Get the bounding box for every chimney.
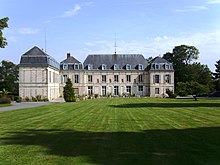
[67,53,71,58]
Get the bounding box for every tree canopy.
[0,60,19,94]
[163,45,212,96]
[0,17,9,48]
[213,60,220,91]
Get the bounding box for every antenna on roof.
[114,32,117,54]
[44,27,47,53]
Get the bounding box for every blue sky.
[1,0,220,71]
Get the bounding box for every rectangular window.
[155,88,159,94]
[138,75,143,83]
[102,75,106,83]
[164,75,170,83]
[114,75,119,82]
[49,71,52,83]
[74,64,79,70]
[126,86,131,94]
[74,75,79,83]
[154,75,160,83]
[88,86,93,95]
[126,75,131,82]
[88,75,93,83]
[114,86,119,95]
[102,86,107,96]
[138,86,143,92]
[63,75,67,83]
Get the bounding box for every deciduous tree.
[0,17,9,48]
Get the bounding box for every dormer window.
[102,64,107,70]
[126,64,131,70]
[74,63,79,70]
[155,64,160,70]
[138,64,144,70]
[63,64,68,70]
[114,64,119,70]
[165,64,170,70]
[88,64,93,70]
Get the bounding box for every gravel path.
[0,98,65,113]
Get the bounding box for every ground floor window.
[102,86,107,96]
[114,86,119,95]
[88,86,93,95]
[155,88,159,94]
[126,86,131,94]
[138,86,143,92]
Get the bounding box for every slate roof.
[60,56,81,64]
[19,46,60,69]
[83,54,148,70]
[148,56,174,71]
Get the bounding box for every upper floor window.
[102,64,107,70]
[102,75,106,82]
[114,64,119,70]
[164,74,171,83]
[114,75,119,82]
[155,64,160,70]
[74,74,79,83]
[138,64,144,70]
[126,75,131,82]
[138,75,143,83]
[74,63,79,70]
[88,64,93,70]
[126,64,131,70]
[154,75,160,83]
[63,64,68,70]
[165,64,170,70]
[88,75,93,83]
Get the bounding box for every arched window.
[102,64,107,70]
[114,64,119,70]
[138,64,144,70]
[126,64,131,70]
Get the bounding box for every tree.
[176,81,209,101]
[213,60,220,91]
[0,60,19,94]
[163,45,200,88]
[0,17,9,48]
[63,78,76,102]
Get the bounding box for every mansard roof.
[19,46,60,69]
[148,56,174,71]
[83,54,148,70]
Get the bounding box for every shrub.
[63,78,76,102]
[14,96,22,103]
[24,96,30,102]
[166,89,177,98]
[0,96,11,104]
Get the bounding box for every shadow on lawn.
[110,102,220,108]
[1,127,220,165]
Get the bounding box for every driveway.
[0,98,65,113]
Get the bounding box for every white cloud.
[207,0,220,4]
[175,6,208,12]
[82,30,220,71]
[62,4,82,17]
[18,28,40,34]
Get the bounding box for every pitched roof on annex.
[19,46,60,69]
[83,54,148,70]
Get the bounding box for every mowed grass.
[0,98,220,165]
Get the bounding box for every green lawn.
[0,98,220,165]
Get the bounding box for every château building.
[19,46,174,100]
